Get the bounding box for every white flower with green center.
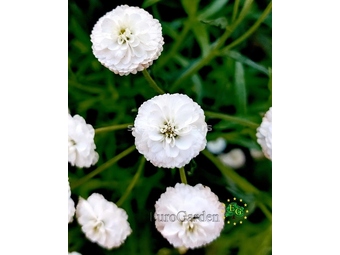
[90,5,164,76]
[256,107,272,160]
[68,114,99,168]
[132,93,208,168]
[154,183,225,249]
[76,193,132,249]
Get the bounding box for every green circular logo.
[222,197,248,226]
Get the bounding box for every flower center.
[118,28,133,44]
[68,138,76,150]
[93,220,104,233]
[160,122,178,140]
[181,218,197,233]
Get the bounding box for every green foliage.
[68,0,272,254]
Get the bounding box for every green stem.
[95,123,133,134]
[170,0,254,92]
[202,149,259,194]
[179,167,188,184]
[221,1,272,52]
[142,69,165,94]
[232,0,240,23]
[202,149,272,220]
[204,111,259,129]
[155,20,192,70]
[68,80,103,94]
[70,145,136,189]
[170,53,216,92]
[116,157,146,207]
[257,202,272,222]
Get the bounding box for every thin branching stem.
[71,145,136,189]
[116,157,146,207]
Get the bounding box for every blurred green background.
[68,0,272,254]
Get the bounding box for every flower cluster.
[68,3,271,253]
[68,114,99,168]
[91,5,164,76]
[256,107,272,160]
[154,183,225,249]
[132,93,207,168]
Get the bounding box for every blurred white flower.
[68,252,82,255]
[76,193,132,249]
[91,5,164,76]
[68,114,99,168]
[250,148,264,159]
[256,107,272,160]
[218,148,246,169]
[155,183,225,249]
[132,94,207,168]
[206,137,227,154]
[68,180,75,223]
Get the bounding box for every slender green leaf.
[234,61,247,115]
[198,0,230,19]
[223,50,269,75]
[200,17,229,29]
[142,0,161,8]
[192,22,210,56]
[181,0,200,16]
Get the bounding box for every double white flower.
[132,93,207,168]
[91,5,164,76]
[76,193,132,249]
[256,107,272,160]
[155,183,225,249]
[68,114,99,168]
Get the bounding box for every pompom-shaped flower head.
[76,193,132,249]
[68,180,75,223]
[91,5,164,76]
[132,93,208,168]
[256,107,272,160]
[68,114,99,168]
[155,183,225,249]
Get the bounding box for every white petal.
[175,134,193,150]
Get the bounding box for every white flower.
[250,148,264,159]
[76,193,132,249]
[256,107,272,160]
[218,148,246,169]
[68,114,99,168]
[132,94,207,168]
[91,5,164,76]
[155,183,225,249]
[206,137,227,154]
[68,180,75,223]
[68,252,82,255]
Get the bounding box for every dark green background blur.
[68,0,272,254]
